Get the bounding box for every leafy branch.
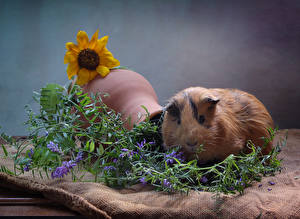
[0,83,286,195]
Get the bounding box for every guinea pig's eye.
[173,118,181,125]
[198,115,205,124]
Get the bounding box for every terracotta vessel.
[82,69,163,129]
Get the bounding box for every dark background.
[0,0,299,135]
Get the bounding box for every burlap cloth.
[0,129,299,218]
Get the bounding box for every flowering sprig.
[163,179,172,188]
[51,151,84,179]
[137,139,146,149]
[75,151,84,163]
[200,176,208,184]
[139,177,147,185]
[1,83,284,195]
[119,148,137,159]
[51,160,76,178]
[104,166,116,171]
[165,150,185,165]
[23,148,34,172]
[47,141,62,153]
[23,164,31,172]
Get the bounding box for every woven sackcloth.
[0,129,299,218]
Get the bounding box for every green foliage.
[40,83,64,115]
[0,83,287,195]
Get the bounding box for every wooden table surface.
[0,185,81,216]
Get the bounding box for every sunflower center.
[78,48,99,70]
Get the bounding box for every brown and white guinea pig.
[162,87,274,163]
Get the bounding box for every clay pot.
[82,69,163,129]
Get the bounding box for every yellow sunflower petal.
[88,30,99,50]
[64,51,77,64]
[89,70,98,81]
[76,68,91,86]
[66,61,79,80]
[96,65,110,77]
[94,36,109,54]
[77,31,89,50]
[99,47,120,68]
[76,69,99,86]
[66,42,80,54]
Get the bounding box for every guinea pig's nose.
[186,141,197,147]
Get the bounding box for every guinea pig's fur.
[162,87,274,163]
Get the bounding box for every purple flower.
[139,177,147,185]
[47,141,62,153]
[24,149,34,171]
[268,181,275,186]
[51,160,77,179]
[167,159,175,165]
[163,179,172,188]
[113,158,118,163]
[104,166,116,171]
[228,186,235,191]
[28,148,34,158]
[129,151,134,157]
[75,151,83,163]
[51,165,69,178]
[145,170,152,176]
[200,176,208,184]
[119,149,136,158]
[63,160,77,169]
[258,184,263,187]
[165,151,185,165]
[137,139,146,149]
[23,163,30,172]
[239,178,245,187]
[268,188,272,191]
[45,131,49,136]
[129,151,137,157]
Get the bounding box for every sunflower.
[64,30,120,86]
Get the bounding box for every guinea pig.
[162,87,274,163]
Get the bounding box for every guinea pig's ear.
[205,97,220,104]
[165,100,181,118]
[203,97,220,109]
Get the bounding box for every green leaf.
[85,141,90,151]
[101,142,113,145]
[97,144,104,156]
[1,144,8,157]
[40,84,64,115]
[111,66,129,70]
[140,105,149,114]
[39,171,44,179]
[90,115,98,123]
[0,165,15,175]
[90,141,95,152]
[76,90,83,96]
[92,158,102,170]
